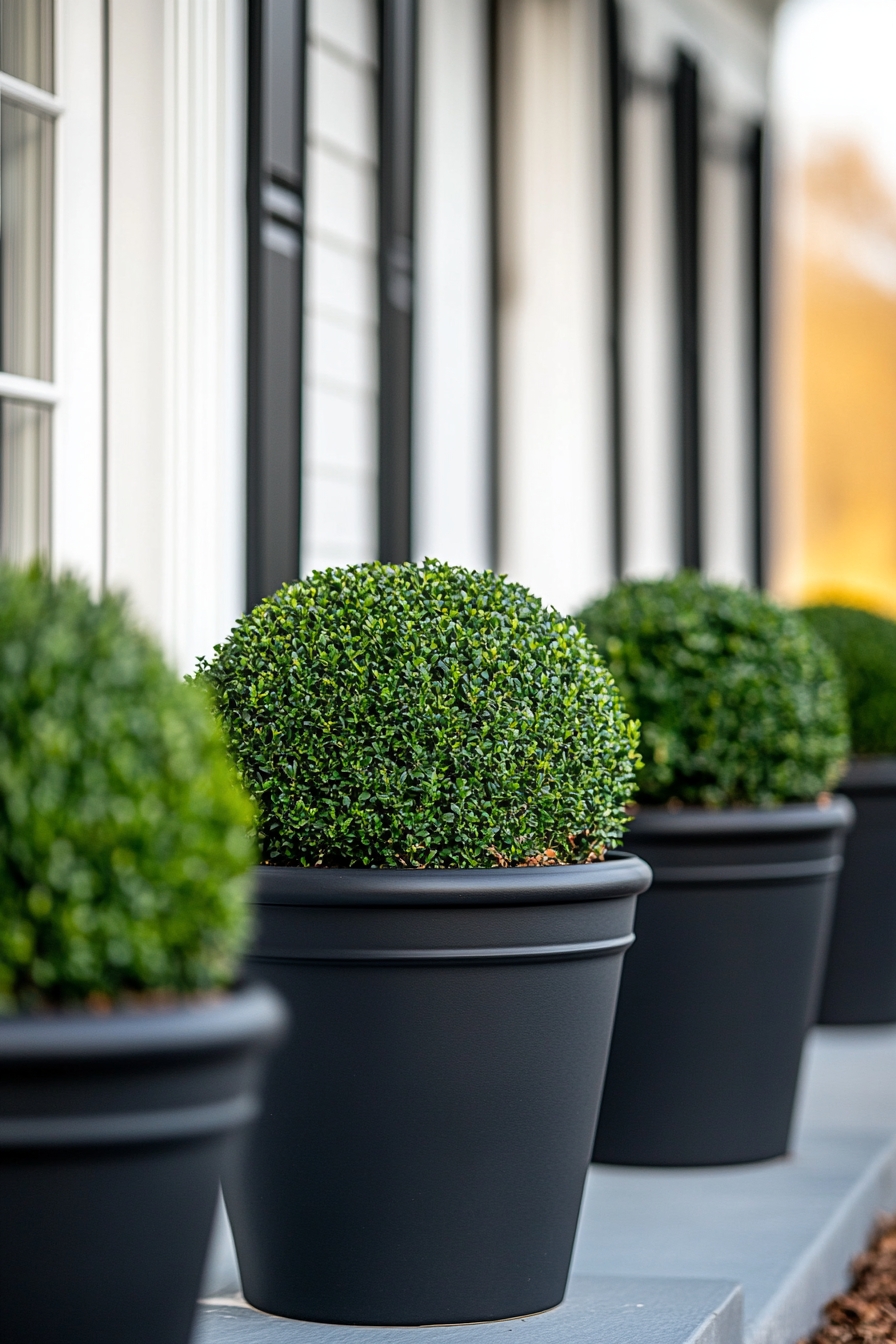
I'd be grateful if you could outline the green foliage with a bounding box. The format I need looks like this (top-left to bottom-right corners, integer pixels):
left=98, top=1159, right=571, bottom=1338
left=0, top=566, right=254, bottom=1010
left=198, top=561, right=640, bottom=868
left=801, top=604, right=896, bottom=756
left=577, top=572, right=849, bottom=807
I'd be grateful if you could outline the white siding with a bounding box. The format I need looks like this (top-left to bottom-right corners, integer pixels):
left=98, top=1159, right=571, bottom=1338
left=413, top=0, right=492, bottom=571
left=105, top=0, right=166, bottom=634
left=702, top=135, right=753, bottom=585
left=619, top=0, right=769, bottom=585
left=54, top=0, right=105, bottom=593
left=161, top=0, right=247, bottom=671
left=105, top=0, right=246, bottom=672
left=623, top=0, right=768, bottom=119
left=301, top=0, right=379, bottom=574
left=496, top=0, right=613, bottom=617
left=620, top=83, right=679, bottom=578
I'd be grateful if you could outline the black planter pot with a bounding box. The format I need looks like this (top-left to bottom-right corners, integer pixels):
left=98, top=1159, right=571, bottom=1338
left=819, top=759, right=896, bottom=1024
left=224, top=855, right=650, bottom=1326
left=592, top=798, right=854, bottom=1168
left=0, top=983, right=285, bottom=1344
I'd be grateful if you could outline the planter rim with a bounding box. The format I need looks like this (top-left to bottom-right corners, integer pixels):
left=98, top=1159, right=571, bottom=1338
left=627, top=794, right=855, bottom=838
left=254, top=850, right=651, bottom=908
left=843, top=756, right=896, bottom=792
left=0, top=981, right=286, bottom=1063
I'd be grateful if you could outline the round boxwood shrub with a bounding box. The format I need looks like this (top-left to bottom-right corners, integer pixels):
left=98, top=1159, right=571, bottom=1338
left=197, top=560, right=640, bottom=868
left=0, top=566, right=255, bottom=1011
left=577, top=572, right=849, bottom=808
left=801, top=604, right=896, bottom=756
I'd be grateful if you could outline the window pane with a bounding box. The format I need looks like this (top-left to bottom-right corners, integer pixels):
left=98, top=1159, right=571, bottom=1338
left=1, top=100, right=53, bottom=379
left=0, top=0, right=54, bottom=92
left=0, top=400, right=50, bottom=564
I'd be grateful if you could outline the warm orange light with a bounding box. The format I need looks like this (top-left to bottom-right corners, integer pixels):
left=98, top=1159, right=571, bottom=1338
left=770, top=144, right=896, bottom=618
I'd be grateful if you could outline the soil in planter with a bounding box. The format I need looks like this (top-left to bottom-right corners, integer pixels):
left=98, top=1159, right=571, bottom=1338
left=800, top=1214, right=896, bottom=1344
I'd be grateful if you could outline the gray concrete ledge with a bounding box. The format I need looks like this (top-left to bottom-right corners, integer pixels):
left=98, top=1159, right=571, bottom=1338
left=195, top=1277, right=742, bottom=1344
left=197, top=1024, right=896, bottom=1344
left=573, top=1025, right=896, bottom=1344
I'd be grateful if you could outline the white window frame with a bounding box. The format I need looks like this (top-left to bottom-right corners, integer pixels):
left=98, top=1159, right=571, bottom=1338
left=0, top=60, right=63, bottom=446
left=0, top=28, right=63, bottom=561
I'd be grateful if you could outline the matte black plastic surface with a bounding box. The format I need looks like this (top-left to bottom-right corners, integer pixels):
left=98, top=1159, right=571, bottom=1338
left=0, top=984, right=285, bottom=1344
left=819, top=759, right=896, bottom=1024
left=593, top=800, right=853, bottom=1167
left=225, top=856, right=650, bottom=1325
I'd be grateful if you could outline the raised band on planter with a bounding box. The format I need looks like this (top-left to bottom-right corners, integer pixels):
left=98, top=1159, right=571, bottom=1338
left=592, top=798, right=853, bottom=1167
left=818, top=758, right=896, bottom=1024
left=0, top=985, right=285, bottom=1344
left=225, top=856, right=649, bottom=1325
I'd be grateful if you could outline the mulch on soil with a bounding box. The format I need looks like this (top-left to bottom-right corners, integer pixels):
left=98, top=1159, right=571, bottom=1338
left=801, top=1215, right=896, bottom=1344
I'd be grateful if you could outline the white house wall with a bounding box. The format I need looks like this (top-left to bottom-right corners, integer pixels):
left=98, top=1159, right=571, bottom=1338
left=620, top=77, right=680, bottom=578
left=412, top=0, right=492, bottom=571
left=48, top=0, right=778, bottom=681
left=701, top=129, right=753, bottom=585
left=619, top=0, right=770, bottom=582
left=625, top=0, right=768, bottom=119
left=302, top=0, right=494, bottom=577
left=103, top=0, right=246, bottom=672
left=54, top=0, right=105, bottom=595
left=105, top=0, right=166, bottom=638
left=496, top=0, right=613, bottom=618
left=161, top=0, right=247, bottom=673
left=301, top=0, right=379, bottom=575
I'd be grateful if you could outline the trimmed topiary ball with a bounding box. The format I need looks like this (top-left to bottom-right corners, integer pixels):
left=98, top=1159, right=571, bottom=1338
left=801, top=604, right=896, bottom=756
left=0, top=566, right=255, bottom=1011
left=197, top=561, right=640, bottom=868
left=577, top=572, right=849, bottom=808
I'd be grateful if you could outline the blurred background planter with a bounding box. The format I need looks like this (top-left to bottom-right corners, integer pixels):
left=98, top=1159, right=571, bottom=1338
left=801, top=606, right=896, bottom=1025
left=224, top=857, right=650, bottom=1326
left=818, top=758, right=896, bottom=1023
left=0, top=984, right=285, bottom=1344
left=593, top=798, right=853, bottom=1168
left=579, top=576, right=854, bottom=1166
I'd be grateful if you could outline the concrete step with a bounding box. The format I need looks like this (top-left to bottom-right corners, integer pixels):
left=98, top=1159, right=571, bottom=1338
left=573, top=1025, right=896, bottom=1344
left=196, top=1024, right=896, bottom=1344
left=195, top=1277, right=742, bottom=1344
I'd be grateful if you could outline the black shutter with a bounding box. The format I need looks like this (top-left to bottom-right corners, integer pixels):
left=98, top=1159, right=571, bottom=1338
left=747, top=122, right=766, bottom=588
left=378, top=0, right=417, bottom=564
left=604, top=0, right=625, bottom=578
left=487, top=0, right=500, bottom=571
left=672, top=49, right=701, bottom=572
left=246, top=0, right=306, bottom=608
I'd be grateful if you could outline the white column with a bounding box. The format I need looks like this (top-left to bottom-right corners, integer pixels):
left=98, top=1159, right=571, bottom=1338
left=161, top=0, right=247, bottom=671
left=301, top=0, right=379, bottom=574
left=105, top=0, right=166, bottom=636
left=620, top=84, right=679, bottom=579
left=412, top=0, right=491, bottom=571
left=496, top=0, right=613, bottom=617
left=54, top=0, right=105, bottom=592
left=701, top=141, right=752, bottom=586
left=105, top=0, right=246, bottom=672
